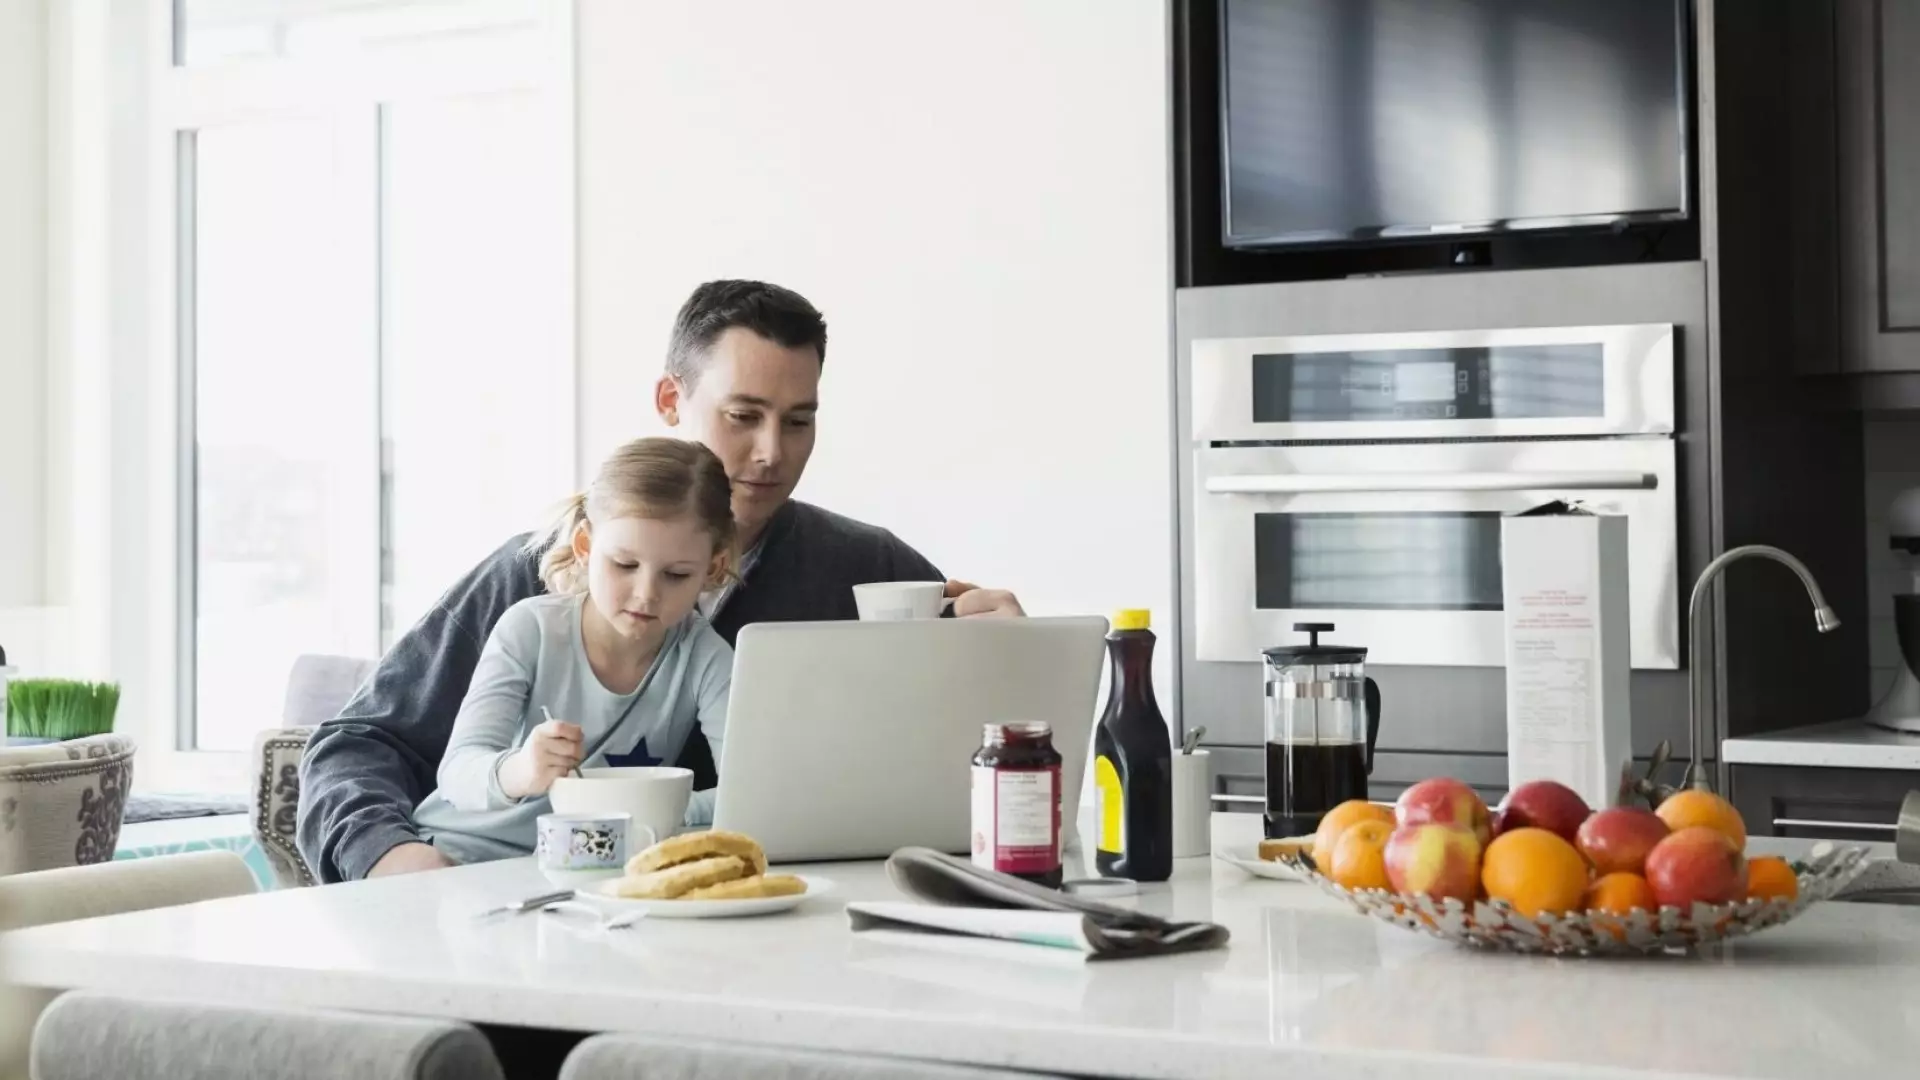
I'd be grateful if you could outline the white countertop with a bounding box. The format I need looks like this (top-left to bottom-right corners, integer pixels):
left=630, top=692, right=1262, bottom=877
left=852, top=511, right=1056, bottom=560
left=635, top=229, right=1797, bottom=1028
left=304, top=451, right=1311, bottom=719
left=1721, top=719, right=1920, bottom=769
left=8, top=815, right=1920, bottom=1080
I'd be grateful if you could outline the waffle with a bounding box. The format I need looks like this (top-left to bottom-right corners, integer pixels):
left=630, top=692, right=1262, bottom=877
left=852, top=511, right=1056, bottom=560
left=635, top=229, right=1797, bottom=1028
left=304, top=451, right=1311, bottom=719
left=624, top=829, right=768, bottom=878
left=677, top=874, right=807, bottom=901
left=610, top=854, right=750, bottom=899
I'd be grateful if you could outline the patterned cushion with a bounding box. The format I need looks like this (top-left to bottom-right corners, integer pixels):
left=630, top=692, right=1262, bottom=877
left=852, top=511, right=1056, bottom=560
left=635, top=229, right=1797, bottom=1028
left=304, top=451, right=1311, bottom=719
left=0, top=733, right=137, bottom=876
left=251, top=727, right=315, bottom=889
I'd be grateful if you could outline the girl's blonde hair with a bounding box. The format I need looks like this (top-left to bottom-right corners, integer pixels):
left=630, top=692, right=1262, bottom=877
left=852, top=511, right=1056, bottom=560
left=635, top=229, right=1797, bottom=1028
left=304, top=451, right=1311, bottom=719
left=526, top=437, right=736, bottom=595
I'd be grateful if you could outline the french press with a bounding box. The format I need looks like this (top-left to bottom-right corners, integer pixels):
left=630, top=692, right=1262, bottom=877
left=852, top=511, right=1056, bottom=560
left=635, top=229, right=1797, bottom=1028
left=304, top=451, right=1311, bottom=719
left=1262, top=622, right=1383, bottom=839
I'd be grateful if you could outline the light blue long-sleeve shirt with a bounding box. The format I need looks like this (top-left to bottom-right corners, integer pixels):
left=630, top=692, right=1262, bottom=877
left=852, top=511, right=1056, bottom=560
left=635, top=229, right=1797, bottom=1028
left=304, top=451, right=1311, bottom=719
left=410, top=592, right=731, bottom=865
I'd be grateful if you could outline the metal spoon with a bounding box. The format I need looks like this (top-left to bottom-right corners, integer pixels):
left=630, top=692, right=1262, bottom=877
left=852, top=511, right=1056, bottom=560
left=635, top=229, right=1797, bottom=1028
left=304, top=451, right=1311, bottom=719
left=1182, top=725, right=1207, bottom=755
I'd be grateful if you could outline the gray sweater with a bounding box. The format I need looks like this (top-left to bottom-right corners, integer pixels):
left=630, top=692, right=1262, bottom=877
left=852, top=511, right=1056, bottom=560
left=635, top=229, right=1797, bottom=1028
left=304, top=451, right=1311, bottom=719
left=410, top=594, right=732, bottom=865
left=296, top=499, right=943, bottom=883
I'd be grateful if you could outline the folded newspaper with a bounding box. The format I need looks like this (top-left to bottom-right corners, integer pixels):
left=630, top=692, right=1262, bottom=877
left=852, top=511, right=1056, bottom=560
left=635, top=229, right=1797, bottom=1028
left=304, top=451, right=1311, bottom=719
left=845, top=847, right=1230, bottom=959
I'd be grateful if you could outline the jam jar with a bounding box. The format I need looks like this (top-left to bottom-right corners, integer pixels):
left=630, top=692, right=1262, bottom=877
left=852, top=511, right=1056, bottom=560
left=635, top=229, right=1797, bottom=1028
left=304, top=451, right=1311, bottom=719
left=970, top=721, right=1063, bottom=888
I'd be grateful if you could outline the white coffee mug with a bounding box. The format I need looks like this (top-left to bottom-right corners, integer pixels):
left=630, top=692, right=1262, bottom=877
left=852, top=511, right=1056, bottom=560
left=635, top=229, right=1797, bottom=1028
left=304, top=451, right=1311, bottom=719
left=852, top=581, right=948, bottom=621
left=549, top=766, right=693, bottom=847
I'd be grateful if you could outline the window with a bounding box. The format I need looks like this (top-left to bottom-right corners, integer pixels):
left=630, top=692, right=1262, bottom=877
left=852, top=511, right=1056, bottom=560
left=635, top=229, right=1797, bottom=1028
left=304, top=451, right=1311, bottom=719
left=164, top=1, right=573, bottom=753
left=185, top=115, right=382, bottom=753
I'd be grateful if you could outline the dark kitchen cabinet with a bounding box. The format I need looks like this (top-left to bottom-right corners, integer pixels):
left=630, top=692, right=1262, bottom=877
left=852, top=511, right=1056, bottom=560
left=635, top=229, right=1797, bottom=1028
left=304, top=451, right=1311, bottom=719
left=1729, top=764, right=1918, bottom=842
left=1837, top=0, right=1920, bottom=373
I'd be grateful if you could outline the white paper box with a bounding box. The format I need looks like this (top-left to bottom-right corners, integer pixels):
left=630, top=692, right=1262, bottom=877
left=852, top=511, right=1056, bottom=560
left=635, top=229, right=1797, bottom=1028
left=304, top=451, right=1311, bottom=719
left=1500, top=507, right=1632, bottom=808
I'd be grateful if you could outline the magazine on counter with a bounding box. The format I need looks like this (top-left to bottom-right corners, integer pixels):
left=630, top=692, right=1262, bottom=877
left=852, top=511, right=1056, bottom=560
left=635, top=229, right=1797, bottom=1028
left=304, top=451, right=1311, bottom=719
left=845, top=847, right=1230, bottom=959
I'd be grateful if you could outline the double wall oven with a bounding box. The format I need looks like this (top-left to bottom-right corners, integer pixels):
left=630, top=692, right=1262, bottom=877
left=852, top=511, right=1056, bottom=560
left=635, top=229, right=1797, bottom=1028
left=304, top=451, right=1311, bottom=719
left=1178, top=306, right=1687, bottom=806
left=1191, top=323, right=1680, bottom=671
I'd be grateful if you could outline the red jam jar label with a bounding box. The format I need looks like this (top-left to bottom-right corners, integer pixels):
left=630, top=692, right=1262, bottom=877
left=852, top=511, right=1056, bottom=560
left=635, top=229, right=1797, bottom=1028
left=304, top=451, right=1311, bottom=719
left=971, top=763, right=1061, bottom=877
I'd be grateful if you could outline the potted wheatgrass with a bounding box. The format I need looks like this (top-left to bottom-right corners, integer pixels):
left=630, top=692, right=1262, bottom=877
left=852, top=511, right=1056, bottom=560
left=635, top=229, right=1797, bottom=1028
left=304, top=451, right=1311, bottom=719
left=5, top=677, right=121, bottom=746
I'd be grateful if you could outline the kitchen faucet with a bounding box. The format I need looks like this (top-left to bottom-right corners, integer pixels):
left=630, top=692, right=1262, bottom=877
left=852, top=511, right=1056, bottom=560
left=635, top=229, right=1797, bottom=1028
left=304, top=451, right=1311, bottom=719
left=1684, top=545, right=1841, bottom=792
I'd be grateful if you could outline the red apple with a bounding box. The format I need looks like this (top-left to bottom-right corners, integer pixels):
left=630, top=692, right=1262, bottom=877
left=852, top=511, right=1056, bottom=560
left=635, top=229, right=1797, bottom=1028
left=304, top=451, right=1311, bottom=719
left=1384, top=823, right=1482, bottom=903
left=1644, top=826, right=1746, bottom=909
left=1395, top=777, right=1492, bottom=847
left=1494, top=780, right=1592, bottom=844
left=1576, top=807, right=1670, bottom=876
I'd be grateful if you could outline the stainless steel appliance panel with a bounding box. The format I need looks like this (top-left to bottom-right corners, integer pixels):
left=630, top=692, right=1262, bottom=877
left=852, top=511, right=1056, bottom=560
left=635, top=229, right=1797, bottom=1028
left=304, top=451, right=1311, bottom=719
left=1192, top=438, right=1679, bottom=668
left=1192, top=323, right=1676, bottom=443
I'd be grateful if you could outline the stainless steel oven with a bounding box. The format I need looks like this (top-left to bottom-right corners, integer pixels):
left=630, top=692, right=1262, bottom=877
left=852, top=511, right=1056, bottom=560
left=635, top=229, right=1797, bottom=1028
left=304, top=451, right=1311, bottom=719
left=1190, top=323, right=1680, bottom=670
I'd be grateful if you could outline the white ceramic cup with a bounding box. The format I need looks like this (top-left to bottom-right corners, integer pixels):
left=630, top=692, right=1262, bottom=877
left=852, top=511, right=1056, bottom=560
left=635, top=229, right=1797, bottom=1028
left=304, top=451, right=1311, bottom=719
left=549, top=765, right=693, bottom=848
left=852, top=581, right=948, bottom=621
left=1171, top=749, right=1212, bottom=859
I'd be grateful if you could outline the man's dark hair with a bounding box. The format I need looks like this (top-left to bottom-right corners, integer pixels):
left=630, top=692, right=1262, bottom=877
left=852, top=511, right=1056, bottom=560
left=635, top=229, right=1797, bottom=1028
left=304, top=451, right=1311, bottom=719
left=665, top=279, right=829, bottom=389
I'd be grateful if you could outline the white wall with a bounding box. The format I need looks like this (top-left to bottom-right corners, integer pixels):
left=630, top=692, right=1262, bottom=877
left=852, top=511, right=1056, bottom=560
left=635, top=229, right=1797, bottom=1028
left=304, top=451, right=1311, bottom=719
left=576, top=2, right=1176, bottom=652
left=0, top=0, right=47, bottom=610
left=0, top=0, right=69, bottom=678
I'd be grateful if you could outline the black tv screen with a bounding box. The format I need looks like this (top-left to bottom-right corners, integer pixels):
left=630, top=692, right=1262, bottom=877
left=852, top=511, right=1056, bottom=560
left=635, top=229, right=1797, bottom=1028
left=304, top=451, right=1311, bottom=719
left=1222, top=0, right=1690, bottom=249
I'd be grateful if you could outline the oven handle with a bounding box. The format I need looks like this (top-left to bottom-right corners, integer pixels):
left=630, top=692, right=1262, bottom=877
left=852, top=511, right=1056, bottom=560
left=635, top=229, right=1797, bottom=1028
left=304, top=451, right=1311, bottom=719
left=1204, top=471, right=1657, bottom=495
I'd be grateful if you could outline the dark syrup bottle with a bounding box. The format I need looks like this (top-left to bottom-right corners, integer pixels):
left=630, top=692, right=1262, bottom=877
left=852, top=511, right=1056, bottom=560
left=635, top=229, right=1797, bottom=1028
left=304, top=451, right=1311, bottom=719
left=1092, top=609, right=1172, bottom=882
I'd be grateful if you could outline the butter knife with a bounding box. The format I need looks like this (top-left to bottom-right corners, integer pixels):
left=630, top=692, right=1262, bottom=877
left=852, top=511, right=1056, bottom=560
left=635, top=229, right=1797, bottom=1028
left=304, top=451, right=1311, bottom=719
left=476, top=889, right=574, bottom=919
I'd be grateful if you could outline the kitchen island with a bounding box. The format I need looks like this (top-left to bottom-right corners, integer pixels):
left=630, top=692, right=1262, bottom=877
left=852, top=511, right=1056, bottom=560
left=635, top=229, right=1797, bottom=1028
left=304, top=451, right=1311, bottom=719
left=5, top=814, right=1917, bottom=1080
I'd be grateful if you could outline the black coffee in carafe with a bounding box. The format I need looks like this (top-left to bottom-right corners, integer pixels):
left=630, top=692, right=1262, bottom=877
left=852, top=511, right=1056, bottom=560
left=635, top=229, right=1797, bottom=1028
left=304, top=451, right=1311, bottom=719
left=1264, top=741, right=1369, bottom=838
left=1262, top=623, right=1382, bottom=840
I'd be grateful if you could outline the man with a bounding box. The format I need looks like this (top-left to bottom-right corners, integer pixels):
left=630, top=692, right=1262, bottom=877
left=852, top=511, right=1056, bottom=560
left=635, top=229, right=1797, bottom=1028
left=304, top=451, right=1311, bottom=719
left=296, top=280, right=1023, bottom=882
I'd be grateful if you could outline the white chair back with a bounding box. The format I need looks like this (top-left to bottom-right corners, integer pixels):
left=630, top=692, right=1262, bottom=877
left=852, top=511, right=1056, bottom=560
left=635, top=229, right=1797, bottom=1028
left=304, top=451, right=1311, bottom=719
left=29, top=991, right=504, bottom=1080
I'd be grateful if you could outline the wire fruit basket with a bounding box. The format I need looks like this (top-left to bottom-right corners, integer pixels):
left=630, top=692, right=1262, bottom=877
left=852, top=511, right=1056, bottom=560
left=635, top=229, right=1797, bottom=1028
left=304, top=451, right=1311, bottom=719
left=1277, top=842, right=1872, bottom=956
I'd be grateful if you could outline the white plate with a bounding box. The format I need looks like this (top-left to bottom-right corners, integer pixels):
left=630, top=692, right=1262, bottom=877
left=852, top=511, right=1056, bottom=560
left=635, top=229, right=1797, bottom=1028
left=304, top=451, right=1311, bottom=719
left=1215, top=844, right=1308, bottom=882
left=571, top=875, right=834, bottom=919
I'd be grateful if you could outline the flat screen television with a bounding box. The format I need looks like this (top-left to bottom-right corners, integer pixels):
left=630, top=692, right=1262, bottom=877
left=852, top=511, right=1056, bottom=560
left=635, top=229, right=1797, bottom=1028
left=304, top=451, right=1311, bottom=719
left=1221, top=0, right=1691, bottom=250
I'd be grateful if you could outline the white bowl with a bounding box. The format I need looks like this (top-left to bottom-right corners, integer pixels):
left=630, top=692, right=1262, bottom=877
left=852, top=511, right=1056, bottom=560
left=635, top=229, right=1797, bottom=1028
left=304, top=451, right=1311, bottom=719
left=549, top=766, right=693, bottom=849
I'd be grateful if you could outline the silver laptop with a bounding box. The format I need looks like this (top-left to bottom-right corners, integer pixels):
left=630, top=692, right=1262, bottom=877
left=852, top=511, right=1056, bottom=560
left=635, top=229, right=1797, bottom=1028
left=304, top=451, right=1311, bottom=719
left=712, top=616, right=1108, bottom=863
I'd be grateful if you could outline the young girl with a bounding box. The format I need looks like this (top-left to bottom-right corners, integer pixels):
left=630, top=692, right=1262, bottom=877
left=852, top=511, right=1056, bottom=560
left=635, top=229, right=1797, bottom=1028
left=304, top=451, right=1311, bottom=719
left=409, top=437, right=735, bottom=865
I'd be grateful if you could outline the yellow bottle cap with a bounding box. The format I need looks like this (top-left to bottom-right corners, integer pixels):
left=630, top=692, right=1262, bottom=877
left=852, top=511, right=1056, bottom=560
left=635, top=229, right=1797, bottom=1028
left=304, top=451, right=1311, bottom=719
left=1112, top=609, right=1151, bottom=631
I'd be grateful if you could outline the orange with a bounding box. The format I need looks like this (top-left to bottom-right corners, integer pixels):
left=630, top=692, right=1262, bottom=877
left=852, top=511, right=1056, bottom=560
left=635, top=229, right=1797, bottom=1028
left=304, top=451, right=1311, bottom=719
left=1744, top=855, right=1799, bottom=903
left=1655, top=790, right=1747, bottom=849
left=1480, top=827, right=1590, bottom=918
left=1584, top=871, right=1657, bottom=915
left=1328, top=819, right=1393, bottom=891
left=1312, top=799, right=1395, bottom=870
left=1584, top=871, right=1656, bottom=942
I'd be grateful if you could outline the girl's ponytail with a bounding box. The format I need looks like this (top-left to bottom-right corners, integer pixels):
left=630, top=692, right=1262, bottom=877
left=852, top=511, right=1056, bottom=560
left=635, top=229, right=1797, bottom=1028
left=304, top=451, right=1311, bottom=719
left=527, top=491, right=590, bottom=595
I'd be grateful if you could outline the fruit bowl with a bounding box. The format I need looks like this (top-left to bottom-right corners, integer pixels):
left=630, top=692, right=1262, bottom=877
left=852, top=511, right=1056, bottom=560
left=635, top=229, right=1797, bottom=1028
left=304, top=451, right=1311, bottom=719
left=1279, top=842, right=1873, bottom=956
